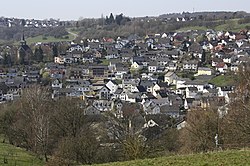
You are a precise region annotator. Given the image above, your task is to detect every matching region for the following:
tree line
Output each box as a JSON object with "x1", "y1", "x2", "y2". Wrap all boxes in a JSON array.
[
  {"x1": 0, "y1": 86, "x2": 179, "y2": 165},
  {"x1": 180, "y1": 63, "x2": 250, "y2": 153}
]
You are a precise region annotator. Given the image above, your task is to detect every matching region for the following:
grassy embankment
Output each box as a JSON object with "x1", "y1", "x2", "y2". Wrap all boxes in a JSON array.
[
  {"x1": 208, "y1": 74, "x2": 237, "y2": 87},
  {"x1": 177, "y1": 19, "x2": 250, "y2": 32},
  {"x1": 92, "y1": 150, "x2": 250, "y2": 166},
  {"x1": 0, "y1": 136, "x2": 44, "y2": 166}
]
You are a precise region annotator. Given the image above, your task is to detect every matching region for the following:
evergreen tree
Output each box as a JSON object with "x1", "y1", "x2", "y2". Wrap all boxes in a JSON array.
[
  {"x1": 19, "y1": 49, "x2": 26, "y2": 65},
  {"x1": 201, "y1": 49, "x2": 206, "y2": 64},
  {"x1": 115, "y1": 13, "x2": 124, "y2": 25},
  {"x1": 3, "y1": 54, "x2": 8, "y2": 66},
  {"x1": 109, "y1": 13, "x2": 115, "y2": 24},
  {"x1": 21, "y1": 19, "x2": 26, "y2": 27},
  {"x1": 52, "y1": 45, "x2": 58, "y2": 57},
  {"x1": 34, "y1": 47, "x2": 44, "y2": 62},
  {"x1": 83, "y1": 39, "x2": 88, "y2": 48},
  {"x1": 105, "y1": 16, "x2": 109, "y2": 25},
  {"x1": 76, "y1": 21, "x2": 79, "y2": 29}
]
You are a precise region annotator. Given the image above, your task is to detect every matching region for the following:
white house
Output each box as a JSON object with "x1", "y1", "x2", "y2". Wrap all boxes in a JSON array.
[
  {"x1": 217, "y1": 86, "x2": 233, "y2": 97},
  {"x1": 164, "y1": 72, "x2": 178, "y2": 85},
  {"x1": 106, "y1": 80, "x2": 118, "y2": 94},
  {"x1": 185, "y1": 87, "x2": 198, "y2": 98},
  {"x1": 131, "y1": 61, "x2": 143, "y2": 70},
  {"x1": 148, "y1": 61, "x2": 158, "y2": 73},
  {"x1": 183, "y1": 60, "x2": 198, "y2": 71}
]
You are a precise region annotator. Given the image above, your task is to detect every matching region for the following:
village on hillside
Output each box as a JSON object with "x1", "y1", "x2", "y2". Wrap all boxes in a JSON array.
[{"x1": 0, "y1": 27, "x2": 248, "y2": 130}]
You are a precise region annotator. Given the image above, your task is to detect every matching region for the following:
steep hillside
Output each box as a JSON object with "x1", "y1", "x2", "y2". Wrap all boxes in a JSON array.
[{"x1": 0, "y1": 137, "x2": 44, "y2": 166}]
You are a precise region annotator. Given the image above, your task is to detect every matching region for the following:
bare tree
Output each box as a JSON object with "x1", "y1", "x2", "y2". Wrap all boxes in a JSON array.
[
  {"x1": 179, "y1": 107, "x2": 218, "y2": 153},
  {"x1": 220, "y1": 63, "x2": 250, "y2": 148},
  {"x1": 49, "y1": 98, "x2": 101, "y2": 165},
  {"x1": 18, "y1": 85, "x2": 52, "y2": 161},
  {"x1": 105, "y1": 102, "x2": 147, "y2": 160}
]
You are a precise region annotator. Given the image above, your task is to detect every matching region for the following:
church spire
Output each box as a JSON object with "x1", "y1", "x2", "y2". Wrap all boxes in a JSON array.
[{"x1": 20, "y1": 30, "x2": 26, "y2": 46}]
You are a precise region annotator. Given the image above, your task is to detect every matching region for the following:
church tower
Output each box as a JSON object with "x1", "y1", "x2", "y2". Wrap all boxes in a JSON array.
[
  {"x1": 17, "y1": 31, "x2": 32, "y2": 65},
  {"x1": 20, "y1": 31, "x2": 27, "y2": 46}
]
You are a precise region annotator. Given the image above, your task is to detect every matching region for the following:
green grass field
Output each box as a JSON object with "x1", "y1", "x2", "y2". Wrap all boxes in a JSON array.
[
  {"x1": 0, "y1": 137, "x2": 44, "y2": 166},
  {"x1": 209, "y1": 74, "x2": 236, "y2": 87},
  {"x1": 25, "y1": 34, "x2": 75, "y2": 45},
  {"x1": 215, "y1": 21, "x2": 250, "y2": 32},
  {"x1": 177, "y1": 26, "x2": 208, "y2": 32},
  {"x1": 177, "y1": 19, "x2": 250, "y2": 32},
  {"x1": 92, "y1": 150, "x2": 250, "y2": 166}
]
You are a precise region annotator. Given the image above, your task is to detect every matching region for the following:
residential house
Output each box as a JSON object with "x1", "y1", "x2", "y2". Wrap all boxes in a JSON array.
[
  {"x1": 82, "y1": 53, "x2": 94, "y2": 63},
  {"x1": 121, "y1": 53, "x2": 133, "y2": 63},
  {"x1": 92, "y1": 100, "x2": 114, "y2": 112},
  {"x1": 152, "y1": 83, "x2": 161, "y2": 97},
  {"x1": 96, "y1": 86, "x2": 110, "y2": 100},
  {"x1": 160, "y1": 104, "x2": 180, "y2": 118},
  {"x1": 183, "y1": 60, "x2": 198, "y2": 71},
  {"x1": 166, "y1": 62, "x2": 177, "y2": 71},
  {"x1": 50, "y1": 68, "x2": 65, "y2": 79},
  {"x1": 131, "y1": 61, "x2": 143, "y2": 71},
  {"x1": 212, "y1": 57, "x2": 223, "y2": 67},
  {"x1": 196, "y1": 67, "x2": 213, "y2": 76},
  {"x1": 68, "y1": 44, "x2": 84, "y2": 53},
  {"x1": 164, "y1": 72, "x2": 178, "y2": 85},
  {"x1": 125, "y1": 92, "x2": 140, "y2": 103},
  {"x1": 185, "y1": 87, "x2": 198, "y2": 98},
  {"x1": 140, "y1": 80, "x2": 156, "y2": 93},
  {"x1": 148, "y1": 61, "x2": 158, "y2": 73},
  {"x1": 63, "y1": 56, "x2": 74, "y2": 64},
  {"x1": 217, "y1": 86, "x2": 233, "y2": 97},
  {"x1": 70, "y1": 50, "x2": 84, "y2": 62},
  {"x1": 122, "y1": 78, "x2": 140, "y2": 92},
  {"x1": 51, "y1": 79, "x2": 63, "y2": 90},
  {"x1": 157, "y1": 57, "x2": 170, "y2": 66},
  {"x1": 89, "y1": 65, "x2": 109, "y2": 80},
  {"x1": 216, "y1": 62, "x2": 228, "y2": 73},
  {"x1": 131, "y1": 85, "x2": 147, "y2": 93},
  {"x1": 85, "y1": 106, "x2": 101, "y2": 115},
  {"x1": 25, "y1": 70, "x2": 40, "y2": 83},
  {"x1": 54, "y1": 56, "x2": 65, "y2": 64},
  {"x1": 222, "y1": 54, "x2": 233, "y2": 64},
  {"x1": 106, "y1": 80, "x2": 118, "y2": 94},
  {"x1": 115, "y1": 66, "x2": 128, "y2": 79},
  {"x1": 143, "y1": 100, "x2": 161, "y2": 114},
  {"x1": 189, "y1": 42, "x2": 203, "y2": 58},
  {"x1": 184, "y1": 98, "x2": 195, "y2": 110},
  {"x1": 230, "y1": 63, "x2": 239, "y2": 72},
  {"x1": 68, "y1": 67, "x2": 89, "y2": 79},
  {"x1": 105, "y1": 49, "x2": 118, "y2": 59},
  {"x1": 112, "y1": 88, "x2": 123, "y2": 100},
  {"x1": 164, "y1": 50, "x2": 179, "y2": 59}
]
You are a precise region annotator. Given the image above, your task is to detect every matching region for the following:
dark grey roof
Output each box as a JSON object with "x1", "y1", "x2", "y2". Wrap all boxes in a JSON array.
[
  {"x1": 114, "y1": 88, "x2": 123, "y2": 94},
  {"x1": 188, "y1": 87, "x2": 198, "y2": 91},
  {"x1": 160, "y1": 105, "x2": 180, "y2": 114},
  {"x1": 137, "y1": 86, "x2": 147, "y2": 92},
  {"x1": 140, "y1": 80, "x2": 155, "y2": 87}
]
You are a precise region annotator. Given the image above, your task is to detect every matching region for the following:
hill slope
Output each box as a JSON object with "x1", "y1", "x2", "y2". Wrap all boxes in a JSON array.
[
  {"x1": 93, "y1": 150, "x2": 250, "y2": 166},
  {"x1": 0, "y1": 138, "x2": 44, "y2": 166}
]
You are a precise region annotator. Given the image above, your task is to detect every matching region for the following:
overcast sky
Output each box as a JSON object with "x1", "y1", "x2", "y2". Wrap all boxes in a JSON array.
[{"x1": 1, "y1": 0, "x2": 250, "y2": 20}]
